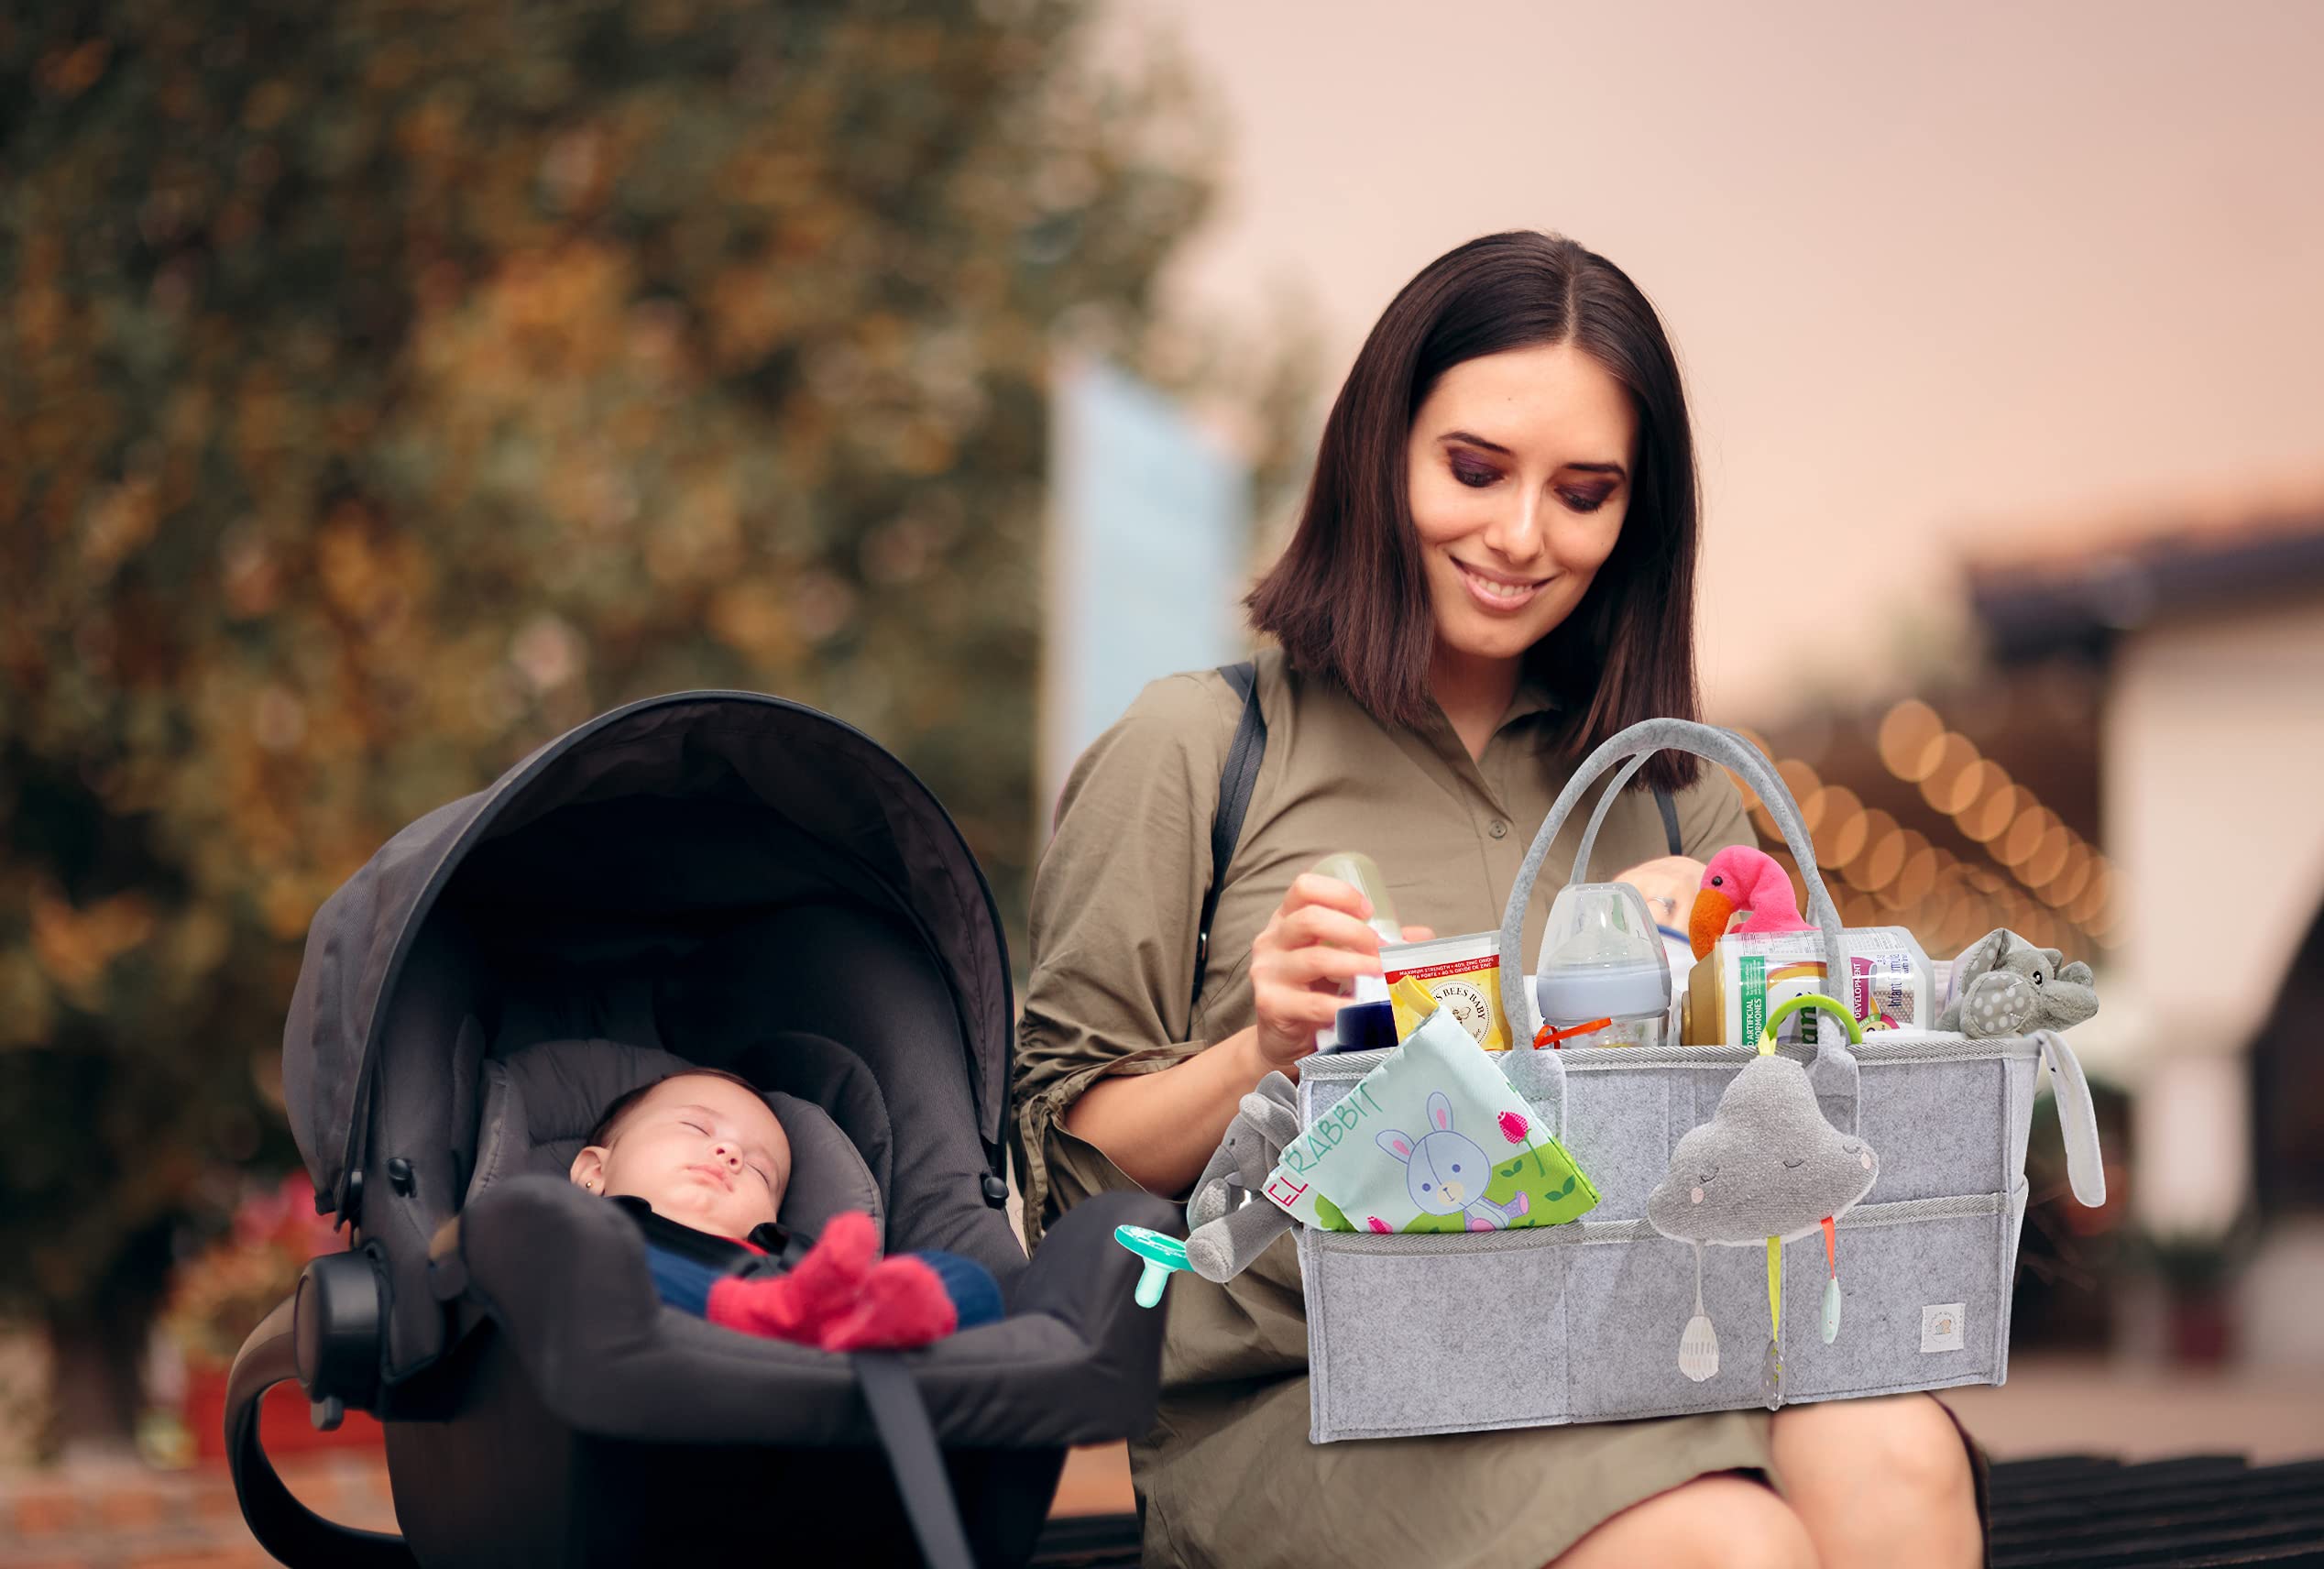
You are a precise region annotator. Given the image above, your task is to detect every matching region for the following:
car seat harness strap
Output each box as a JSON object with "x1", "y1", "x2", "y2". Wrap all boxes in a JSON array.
[{"x1": 854, "y1": 1351, "x2": 976, "y2": 1569}]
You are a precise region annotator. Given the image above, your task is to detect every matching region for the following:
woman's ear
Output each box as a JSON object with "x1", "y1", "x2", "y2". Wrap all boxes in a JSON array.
[{"x1": 570, "y1": 1146, "x2": 608, "y2": 1191}]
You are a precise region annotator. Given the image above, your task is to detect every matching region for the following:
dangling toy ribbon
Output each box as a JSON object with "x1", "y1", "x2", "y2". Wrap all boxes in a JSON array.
[
  {"x1": 1763, "y1": 1233, "x2": 1782, "y2": 1406},
  {"x1": 1821, "y1": 1214, "x2": 1841, "y2": 1343}
]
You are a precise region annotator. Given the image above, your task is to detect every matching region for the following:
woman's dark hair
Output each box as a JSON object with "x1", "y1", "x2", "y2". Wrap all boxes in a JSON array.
[
  {"x1": 586, "y1": 1066, "x2": 767, "y2": 1147},
  {"x1": 1247, "y1": 230, "x2": 1704, "y2": 791}
]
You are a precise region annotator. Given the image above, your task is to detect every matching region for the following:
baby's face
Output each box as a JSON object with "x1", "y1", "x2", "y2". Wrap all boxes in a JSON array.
[{"x1": 574, "y1": 1075, "x2": 791, "y2": 1238}]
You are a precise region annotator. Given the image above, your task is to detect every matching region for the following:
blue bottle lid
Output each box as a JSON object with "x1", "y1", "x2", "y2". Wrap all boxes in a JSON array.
[{"x1": 1329, "y1": 999, "x2": 1398, "y2": 1053}]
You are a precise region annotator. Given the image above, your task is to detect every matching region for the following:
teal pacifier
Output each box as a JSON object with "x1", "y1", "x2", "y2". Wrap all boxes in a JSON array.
[{"x1": 1113, "y1": 1224, "x2": 1190, "y2": 1309}]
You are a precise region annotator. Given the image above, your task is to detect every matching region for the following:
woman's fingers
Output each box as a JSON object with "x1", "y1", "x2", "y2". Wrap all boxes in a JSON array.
[
  {"x1": 1257, "y1": 990, "x2": 1344, "y2": 1031},
  {"x1": 1263, "y1": 943, "x2": 1380, "y2": 991},
  {"x1": 1398, "y1": 925, "x2": 1436, "y2": 943},
  {"x1": 1272, "y1": 902, "x2": 1383, "y2": 955},
  {"x1": 1250, "y1": 873, "x2": 1398, "y2": 1064},
  {"x1": 1282, "y1": 872, "x2": 1375, "y2": 921}
]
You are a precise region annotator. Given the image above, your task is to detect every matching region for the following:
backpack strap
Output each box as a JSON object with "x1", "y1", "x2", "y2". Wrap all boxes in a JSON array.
[
  {"x1": 1654, "y1": 784, "x2": 1683, "y2": 857},
  {"x1": 1193, "y1": 662, "x2": 1267, "y2": 1014}
]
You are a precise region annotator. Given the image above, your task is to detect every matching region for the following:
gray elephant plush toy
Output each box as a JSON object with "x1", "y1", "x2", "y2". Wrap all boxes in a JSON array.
[
  {"x1": 1935, "y1": 927, "x2": 2099, "y2": 1037},
  {"x1": 1184, "y1": 1071, "x2": 1300, "y2": 1283}
]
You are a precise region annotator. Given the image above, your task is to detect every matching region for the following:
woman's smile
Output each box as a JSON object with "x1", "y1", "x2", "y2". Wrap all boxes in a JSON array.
[{"x1": 1453, "y1": 558, "x2": 1553, "y2": 612}]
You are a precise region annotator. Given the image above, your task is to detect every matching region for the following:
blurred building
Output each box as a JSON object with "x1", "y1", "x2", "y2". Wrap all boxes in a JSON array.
[{"x1": 1747, "y1": 481, "x2": 2324, "y2": 1360}]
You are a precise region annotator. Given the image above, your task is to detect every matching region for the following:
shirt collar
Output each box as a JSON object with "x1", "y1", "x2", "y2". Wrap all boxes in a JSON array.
[{"x1": 1501, "y1": 673, "x2": 1562, "y2": 728}]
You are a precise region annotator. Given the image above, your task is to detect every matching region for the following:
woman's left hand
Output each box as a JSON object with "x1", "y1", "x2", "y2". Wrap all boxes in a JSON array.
[{"x1": 1610, "y1": 855, "x2": 1705, "y2": 929}]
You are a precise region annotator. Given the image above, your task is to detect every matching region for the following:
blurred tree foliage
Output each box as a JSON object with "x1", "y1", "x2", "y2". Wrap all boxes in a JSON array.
[{"x1": 1, "y1": 0, "x2": 1300, "y2": 1445}]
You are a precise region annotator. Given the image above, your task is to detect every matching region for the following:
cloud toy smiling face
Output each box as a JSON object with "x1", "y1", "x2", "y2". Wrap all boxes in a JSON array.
[{"x1": 1648, "y1": 1055, "x2": 1879, "y2": 1245}]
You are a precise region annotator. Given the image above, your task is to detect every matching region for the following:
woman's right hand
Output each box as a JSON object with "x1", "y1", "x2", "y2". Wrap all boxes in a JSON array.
[{"x1": 1248, "y1": 875, "x2": 1432, "y2": 1070}]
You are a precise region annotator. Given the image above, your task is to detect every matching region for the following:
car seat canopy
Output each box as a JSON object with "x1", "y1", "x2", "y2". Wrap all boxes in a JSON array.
[{"x1": 282, "y1": 692, "x2": 1011, "y2": 1216}]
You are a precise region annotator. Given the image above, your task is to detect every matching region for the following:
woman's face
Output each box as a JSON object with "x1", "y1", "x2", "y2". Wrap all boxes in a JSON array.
[{"x1": 1405, "y1": 340, "x2": 1639, "y2": 671}]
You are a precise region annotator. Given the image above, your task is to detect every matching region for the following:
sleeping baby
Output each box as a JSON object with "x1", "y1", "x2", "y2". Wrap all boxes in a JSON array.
[{"x1": 568, "y1": 1067, "x2": 999, "y2": 1350}]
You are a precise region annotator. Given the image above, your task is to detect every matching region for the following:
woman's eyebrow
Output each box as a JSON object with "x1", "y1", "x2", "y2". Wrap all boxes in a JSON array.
[{"x1": 1440, "y1": 432, "x2": 1628, "y2": 480}]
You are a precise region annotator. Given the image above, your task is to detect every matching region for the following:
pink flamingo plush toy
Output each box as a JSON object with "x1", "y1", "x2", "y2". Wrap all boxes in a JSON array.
[{"x1": 1688, "y1": 846, "x2": 1815, "y2": 960}]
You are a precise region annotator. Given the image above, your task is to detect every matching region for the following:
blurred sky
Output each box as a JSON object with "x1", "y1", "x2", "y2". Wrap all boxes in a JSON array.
[{"x1": 1109, "y1": 0, "x2": 2324, "y2": 720}]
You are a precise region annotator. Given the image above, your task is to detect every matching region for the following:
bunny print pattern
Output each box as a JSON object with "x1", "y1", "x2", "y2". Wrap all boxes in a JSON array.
[{"x1": 1377, "y1": 1092, "x2": 1533, "y2": 1231}]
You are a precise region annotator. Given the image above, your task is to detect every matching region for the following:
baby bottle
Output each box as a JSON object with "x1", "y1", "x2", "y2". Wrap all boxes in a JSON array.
[
  {"x1": 1533, "y1": 883, "x2": 1672, "y2": 1048},
  {"x1": 1308, "y1": 851, "x2": 1401, "y2": 1049}
]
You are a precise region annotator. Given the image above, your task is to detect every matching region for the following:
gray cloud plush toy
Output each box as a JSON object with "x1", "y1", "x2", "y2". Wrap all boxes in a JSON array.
[
  {"x1": 1935, "y1": 927, "x2": 2099, "y2": 1038},
  {"x1": 1648, "y1": 1056, "x2": 1880, "y2": 1245},
  {"x1": 1648, "y1": 1052, "x2": 1880, "y2": 1388}
]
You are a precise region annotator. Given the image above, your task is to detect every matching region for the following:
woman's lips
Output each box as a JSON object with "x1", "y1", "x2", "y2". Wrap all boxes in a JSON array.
[{"x1": 1454, "y1": 559, "x2": 1549, "y2": 614}]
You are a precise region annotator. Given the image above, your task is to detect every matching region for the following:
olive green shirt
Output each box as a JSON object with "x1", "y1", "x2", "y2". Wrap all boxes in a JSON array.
[{"x1": 1013, "y1": 652, "x2": 1768, "y2": 1568}]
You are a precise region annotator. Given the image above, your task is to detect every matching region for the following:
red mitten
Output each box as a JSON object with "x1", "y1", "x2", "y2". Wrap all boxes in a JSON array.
[
  {"x1": 819, "y1": 1256, "x2": 959, "y2": 1352},
  {"x1": 707, "y1": 1210, "x2": 878, "y2": 1344}
]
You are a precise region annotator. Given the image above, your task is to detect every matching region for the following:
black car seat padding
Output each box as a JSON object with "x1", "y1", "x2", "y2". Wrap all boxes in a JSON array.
[{"x1": 466, "y1": 1038, "x2": 884, "y2": 1245}]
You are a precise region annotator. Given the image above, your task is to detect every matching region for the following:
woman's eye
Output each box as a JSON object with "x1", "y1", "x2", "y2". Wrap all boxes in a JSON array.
[
  {"x1": 1558, "y1": 490, "x2": 1607, "y2": 514},
  {"x1": 1450, "y1": 459, "x2": 1498, "y2": 488}
]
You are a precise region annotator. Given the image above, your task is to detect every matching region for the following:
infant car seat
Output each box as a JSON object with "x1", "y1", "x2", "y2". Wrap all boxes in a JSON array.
[{"x1": 224, "y1": 692, "x2": 1176, "y2": 1568}]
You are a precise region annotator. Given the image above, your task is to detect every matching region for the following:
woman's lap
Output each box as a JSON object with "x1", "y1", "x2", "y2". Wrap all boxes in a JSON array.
[
  {"x1": 1132, "y1": 1374, "x2": 1777, "y2": 1569},
  {"x1": 1133, "y1": 1379, "x2": 1988, "y2": 1569}
]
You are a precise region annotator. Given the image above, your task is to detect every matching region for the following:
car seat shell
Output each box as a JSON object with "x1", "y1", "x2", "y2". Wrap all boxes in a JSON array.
[{"x1": 227, "y1": 691, "x2": 1178, "y2": 1569}]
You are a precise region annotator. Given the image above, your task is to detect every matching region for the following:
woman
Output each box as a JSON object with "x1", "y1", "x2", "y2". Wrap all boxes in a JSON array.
[{"x1": 1014, "y1": 232, "x2": 1981, "y2": 1569}]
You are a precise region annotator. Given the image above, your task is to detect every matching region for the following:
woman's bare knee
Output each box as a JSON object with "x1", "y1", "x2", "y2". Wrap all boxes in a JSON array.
[
  {"x1": 1772, "y1": 1397, "x2": 1977, "y2": 1567},
  {"x1": 1552, "y1": 1474, "x2": 1817, "y2": 1569},
  {"x1": 1775, "y1": 1396, "x2": 1972, "y2": 1504}
]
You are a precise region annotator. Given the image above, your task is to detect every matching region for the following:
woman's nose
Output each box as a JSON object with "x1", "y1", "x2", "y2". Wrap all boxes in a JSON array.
[{"x1": 1483, "y1": 488, "x2": 1547, "y2": 562}]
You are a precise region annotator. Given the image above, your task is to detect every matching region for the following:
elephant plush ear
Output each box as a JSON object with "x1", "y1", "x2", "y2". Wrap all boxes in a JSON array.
[
  {"x1": 1954, "y1": 928, "x2": 2011, "y2": 983},
  {"x1": 2059, "y1": 960, "x2": 2095, "y2": 986},
  {"x1": 2038, "y1": 947, "x2": 2065, "y2": 974}
]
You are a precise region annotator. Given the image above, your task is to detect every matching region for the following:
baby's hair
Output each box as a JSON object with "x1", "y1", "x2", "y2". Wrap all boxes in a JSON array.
[{"x1": 586, "y1": 1066, "x2": 768, "y2": 1148}]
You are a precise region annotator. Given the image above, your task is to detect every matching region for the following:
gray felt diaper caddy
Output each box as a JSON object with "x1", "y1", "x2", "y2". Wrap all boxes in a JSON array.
[{"x1": 1293, "y1": 720, "x2": 2107, "y2": 1443}]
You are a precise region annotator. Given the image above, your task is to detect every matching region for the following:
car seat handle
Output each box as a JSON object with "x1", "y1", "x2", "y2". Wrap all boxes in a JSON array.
[{"x1": 225, "y1": 1296, "x2": 417, "y2": 1569}]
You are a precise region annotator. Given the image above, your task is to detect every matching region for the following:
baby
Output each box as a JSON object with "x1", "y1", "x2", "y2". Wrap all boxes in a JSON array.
[
  {"x1": 568, "y1": 1068, "x2": 998, "y2": 1351},
  {"x1": 569, "y1": 1067, "x2": 794, "y2": 1241}
]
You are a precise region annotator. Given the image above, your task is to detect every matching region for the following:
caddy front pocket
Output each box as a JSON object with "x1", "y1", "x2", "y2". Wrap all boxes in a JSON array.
[
  {"x1": 1775, "y1": 1192, "x2": 2016, "y2": 1402},
  {"x1": 1301, "y1": 1226, "x2": 1572, "y2": 1443},
  {"x1": 1562, "y1": 1229, "x2": 1770, "y2": 1421}
]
